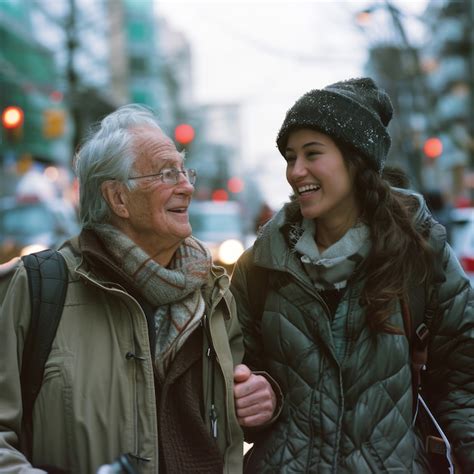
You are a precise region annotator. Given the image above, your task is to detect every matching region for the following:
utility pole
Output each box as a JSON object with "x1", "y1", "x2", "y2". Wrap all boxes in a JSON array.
[
  {"x1": 66, "y1": 0, "x2": 81, "y2": 156},
  {"x1": 384, "y1": 0, "x2": 427, "y2": 188},
  {"x1": 470, "y1": 0, "x2": 474, "y2": 172}
]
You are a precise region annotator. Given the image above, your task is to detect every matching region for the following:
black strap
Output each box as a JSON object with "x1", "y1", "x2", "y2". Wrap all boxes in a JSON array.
[
  {"x1": 20, "y1": 249, "x2": 68, "y2": 456},
  {"x1": 408, "y1": 220, "x2": 446, "y2": 394}
]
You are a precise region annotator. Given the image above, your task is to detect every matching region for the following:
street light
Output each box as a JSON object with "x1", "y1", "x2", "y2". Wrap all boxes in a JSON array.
[
  {"x1": 2, "y1": 106, "x2": 24, "y2": 143},
  {"x1": 2, "y1": 106, "x2": 24, "y2": 129}
]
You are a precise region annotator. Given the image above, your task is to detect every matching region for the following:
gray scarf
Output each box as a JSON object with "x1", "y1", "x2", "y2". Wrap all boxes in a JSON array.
[
  {"x1": 292, "y1": 218, "x2": 370, "y2": 290},
  {"x1": 94, "y1": 224, "x2": 212, "y2": 377}
]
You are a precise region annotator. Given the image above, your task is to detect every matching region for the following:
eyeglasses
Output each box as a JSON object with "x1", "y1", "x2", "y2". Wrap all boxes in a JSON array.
[{"x1": 128, "y1": 167, "x2": 197, "y2": 186}]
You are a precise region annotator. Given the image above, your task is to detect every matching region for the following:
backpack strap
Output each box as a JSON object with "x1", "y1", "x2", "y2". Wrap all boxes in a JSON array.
[
  {"x1": 20, "y1": 249, "x2": 68, "y2": 456},
  {"x1": 407, "y1": 221, "x2": 446, "y2": 396},
  {"x1": 401, "y1": 296, "x2": 430, "y2": 415},
  {"x1": 399, "y1": 218, "x2": 447, "y2": 433}
]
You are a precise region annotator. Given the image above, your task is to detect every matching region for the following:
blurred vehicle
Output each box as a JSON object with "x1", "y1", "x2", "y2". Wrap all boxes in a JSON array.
[
  {"x1": 450, "y1": 207, "x2": 474, "y2": 284},
  {"x1": 189, "y1": 200, "x2": 246, "y2": 271},
  {"x1": 0, "y1": 195, "x2": 80, "y2": 264}
]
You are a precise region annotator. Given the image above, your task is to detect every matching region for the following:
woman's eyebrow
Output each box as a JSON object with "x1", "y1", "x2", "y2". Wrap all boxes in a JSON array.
[{"x1": 302, "y1": 141, "x2": 325, "y2": 148}]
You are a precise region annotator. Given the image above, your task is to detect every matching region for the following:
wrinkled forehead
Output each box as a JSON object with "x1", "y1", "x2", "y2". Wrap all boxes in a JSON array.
[{"x1": 130, "y1": 126, "x2": 182, "y2": 167}]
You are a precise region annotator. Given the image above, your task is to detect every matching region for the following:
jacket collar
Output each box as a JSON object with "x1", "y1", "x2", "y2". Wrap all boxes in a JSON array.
[
  {"x1": 253, "y1": 200, "x2": 302, "y2": 271},
  {"x1": 254, "y1": 188, "x2": 431, "y2": 270}
]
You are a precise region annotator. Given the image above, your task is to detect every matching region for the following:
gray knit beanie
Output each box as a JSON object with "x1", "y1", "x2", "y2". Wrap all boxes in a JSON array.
[{"x1": 276, "y1": 77, "x2": 393, "y2": 172}]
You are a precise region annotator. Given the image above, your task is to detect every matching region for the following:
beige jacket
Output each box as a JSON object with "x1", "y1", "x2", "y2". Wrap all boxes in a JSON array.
[{"x1": 0, "y1": 239, "x2": 244, "y2": 473}]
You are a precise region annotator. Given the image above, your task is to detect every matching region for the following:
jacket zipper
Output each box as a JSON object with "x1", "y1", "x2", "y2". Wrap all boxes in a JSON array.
[
  {"x1": 204, "y1": 278, "x2": 234, "y2": 446},
  {"x1": 203, "y1": 314, "x2": 218, "y2": 439},
  {"x1": 275, "y1": 267, "x2": 346, "y2": 471}
]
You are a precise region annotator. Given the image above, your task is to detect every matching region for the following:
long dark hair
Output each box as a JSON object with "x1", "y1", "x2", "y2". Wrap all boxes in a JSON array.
[{"x1": 344, "y1": 151, "x2": 434, "y2": 334}]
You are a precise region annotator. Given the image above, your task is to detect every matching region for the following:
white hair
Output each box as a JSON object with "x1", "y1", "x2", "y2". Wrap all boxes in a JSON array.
[{"x1": 73, "y1": 104, "x2": 163, "y2": 228}]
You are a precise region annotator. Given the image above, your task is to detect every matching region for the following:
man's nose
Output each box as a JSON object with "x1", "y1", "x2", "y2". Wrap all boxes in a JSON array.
[{"x1": 177, "y1": 173, "x2": 194, "y2": 193}]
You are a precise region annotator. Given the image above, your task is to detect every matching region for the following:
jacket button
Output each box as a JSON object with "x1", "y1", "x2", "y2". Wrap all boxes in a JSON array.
[{"x1": 125, "y1": 351, "x2": 146, "y2": 361}]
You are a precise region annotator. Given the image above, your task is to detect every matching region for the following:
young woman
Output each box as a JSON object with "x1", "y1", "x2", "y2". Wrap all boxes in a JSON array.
[{"x1": 231, "y1": 78, "x2": 474, "y2": 473}]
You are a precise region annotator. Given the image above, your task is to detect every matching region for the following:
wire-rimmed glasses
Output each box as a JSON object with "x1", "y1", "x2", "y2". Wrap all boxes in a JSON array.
[{"x1": 128, "y1": 167, "x2": 197, "y2": 185}]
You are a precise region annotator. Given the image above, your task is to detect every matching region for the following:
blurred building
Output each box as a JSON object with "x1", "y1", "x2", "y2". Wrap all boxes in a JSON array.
[
  {"x1": 190, "y1": 103, "x2": 242, "y2": 196},
  {"x1": 155, "y1": 16, "x2": 193, "y2": 133},
  {"x1": 356, "y1": 2, "x2": 430, "y2": 190},
  {"x1": 422, "y1": 0, "x2": 474, "y2": 200},
  {"x1": 357, "y1": 0, "x2": 474, "y2": 203},
  {"x1": 32, "y1": 0, "x2": 118, "y2": 154},
  {"x1": 108, "y1": 2, "x2": 193, "y2": 136},
  {"x1": 1, "y1": 0, "x2": 251, "y2": 214},
  {"x1": 0, "y1": 0, "x2": 69, "y2": 172}
]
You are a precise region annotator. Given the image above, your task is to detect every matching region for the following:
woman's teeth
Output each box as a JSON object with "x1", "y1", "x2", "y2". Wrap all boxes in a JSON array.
[{"x1": 298, "y1": 184, "x2": 320, "y2": 194}]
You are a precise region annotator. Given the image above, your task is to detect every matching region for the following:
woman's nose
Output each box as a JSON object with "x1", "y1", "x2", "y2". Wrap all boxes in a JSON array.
[{"x1": 289, "y1": 157, "x2": 307, "y2": 179}]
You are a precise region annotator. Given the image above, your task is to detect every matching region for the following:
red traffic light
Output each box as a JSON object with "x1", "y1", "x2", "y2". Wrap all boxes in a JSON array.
[
  {"x1": 423, "y1": 137, "x2": 443, "y2": 159},
  {"x1": 2, "y1": 106, "x2": 24, "y2": 129},
  {"x1": 212, "y1": 189, "x2": 229, "y2": 202},
  {"x1": 227, "y1": 176, "x2": 244, "y2": 194},
  {"x1": 174, "y1": 123, "x2": 195, "y2": 145}
]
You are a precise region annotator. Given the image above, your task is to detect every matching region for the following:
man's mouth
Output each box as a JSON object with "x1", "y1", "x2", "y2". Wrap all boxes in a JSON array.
[{"x1": 168, "y1": 207, "x2": 188, "y2": 214}]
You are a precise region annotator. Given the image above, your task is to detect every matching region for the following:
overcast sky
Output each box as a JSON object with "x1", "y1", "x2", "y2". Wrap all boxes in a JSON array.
[{"x1": 157, "y1": 0, "x2": 428, "y2": 207}]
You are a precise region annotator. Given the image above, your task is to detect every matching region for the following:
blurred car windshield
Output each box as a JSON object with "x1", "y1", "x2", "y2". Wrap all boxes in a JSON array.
[
  {"x1": 190, "y1": 212, "x2": 242, "y2": 234},
  {"x1": 0, "y1": 203, "x2": 56, "y2": 236}
]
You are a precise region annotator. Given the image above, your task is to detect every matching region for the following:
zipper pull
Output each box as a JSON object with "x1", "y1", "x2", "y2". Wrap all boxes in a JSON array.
[{"x1": 210, "y1": 404, "x2": 218, "y2": 439}]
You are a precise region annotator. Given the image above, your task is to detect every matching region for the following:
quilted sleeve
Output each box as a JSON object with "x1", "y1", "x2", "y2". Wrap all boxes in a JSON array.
[{"x1": 423, "y1": 243, "x2": 474, "y2": 472}]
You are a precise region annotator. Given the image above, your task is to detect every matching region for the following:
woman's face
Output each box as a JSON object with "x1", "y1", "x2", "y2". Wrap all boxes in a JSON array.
[{"x1": 285, "y1": 128, "x2": 359, "y2": 224}]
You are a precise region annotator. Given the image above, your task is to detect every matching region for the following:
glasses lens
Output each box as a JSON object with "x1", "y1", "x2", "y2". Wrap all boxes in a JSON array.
[
  {"x1": 161, "y1": 169, "x2": 177, "y2": 184},
  {"x1": 186, "y1": 169, "x2": 197, "y2": 185}
]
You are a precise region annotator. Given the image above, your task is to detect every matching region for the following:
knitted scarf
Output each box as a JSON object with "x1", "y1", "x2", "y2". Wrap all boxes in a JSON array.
[
  {"x1": 93, "y1": 224, "x2": 212, "y2": 377},
  {"x1": 291, "y1": 218, "x2": 370, "y2": 290}
]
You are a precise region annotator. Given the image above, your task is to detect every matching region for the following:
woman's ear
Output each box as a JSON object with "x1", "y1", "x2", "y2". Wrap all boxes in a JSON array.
[{"x1": 101, "y1": 181, "x2": 130, "y2": 219}]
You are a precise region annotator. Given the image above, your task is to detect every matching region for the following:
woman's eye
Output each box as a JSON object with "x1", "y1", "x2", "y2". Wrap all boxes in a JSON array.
[{"x1": 285, "y1": 155, "x2": 296, "y2": 163}]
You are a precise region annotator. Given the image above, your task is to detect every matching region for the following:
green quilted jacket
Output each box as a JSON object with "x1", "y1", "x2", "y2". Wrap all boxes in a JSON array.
[{"x1": 231, "y1": 197, "x2": 474, "y2": 473}]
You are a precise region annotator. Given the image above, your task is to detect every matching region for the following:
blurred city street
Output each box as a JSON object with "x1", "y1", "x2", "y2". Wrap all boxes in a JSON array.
[{"x1": 1, "y1": 0, "x2": 474, "y2": 272}]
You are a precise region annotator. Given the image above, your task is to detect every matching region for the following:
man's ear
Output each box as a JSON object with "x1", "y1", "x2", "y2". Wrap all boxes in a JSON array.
[{"x1": 101, "y1": 181, "x2": 130, "y2": 219}]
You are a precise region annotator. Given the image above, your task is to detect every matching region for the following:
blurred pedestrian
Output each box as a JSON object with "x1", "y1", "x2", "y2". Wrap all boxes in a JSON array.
[
  {"x1": 254, "y1": 202, "x2": 274, "y2": 233},
  {"x1": 231, "y1": 78, "x2": 474, "y2": 472},
  {"x1": 0, "y1": 104, "x2": 277, "y2": 473}
]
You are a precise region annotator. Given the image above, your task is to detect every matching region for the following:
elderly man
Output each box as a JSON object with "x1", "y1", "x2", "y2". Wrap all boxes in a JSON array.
[{"x1": 0, "y1": 104, "x2": 276, "y2": 473}]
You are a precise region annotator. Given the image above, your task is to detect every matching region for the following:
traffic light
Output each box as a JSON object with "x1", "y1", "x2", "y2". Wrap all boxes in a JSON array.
[
  {"x1": 2, "y1": 106, "x2": 24, "y2": 129},
  {"x1": 1, "y1": 106, "x2": 24, "y2": 142},
  {"x1": 423, "y1": 137, "x2": 443, "y2": 160},
  {"x1": 227, "y1": 176, "x2": 244, "y2": 194},
  {"x1": 43, "y1": 108, "x2": 66, "y2": 139},
  {"x1": 212, "y1": 189, "x2": 229, "y2": 202},
  {"x1": 174, "y1": 123, "x2": 195, "y2": 146}
]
